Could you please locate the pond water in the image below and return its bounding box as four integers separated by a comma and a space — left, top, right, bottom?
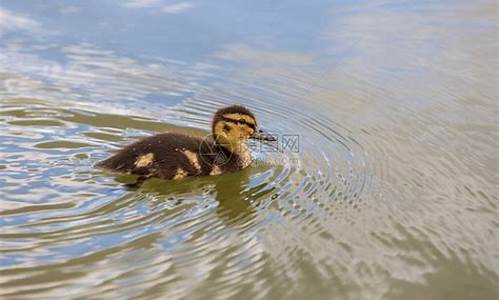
0, 1, 497, 299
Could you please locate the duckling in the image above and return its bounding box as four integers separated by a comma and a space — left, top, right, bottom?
96, 105, 276, 185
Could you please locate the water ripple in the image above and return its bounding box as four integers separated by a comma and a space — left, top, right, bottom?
0, 87, 373, 299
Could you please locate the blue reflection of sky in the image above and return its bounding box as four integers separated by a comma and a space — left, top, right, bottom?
2, 0, 331, 62
0, 0, 496, 116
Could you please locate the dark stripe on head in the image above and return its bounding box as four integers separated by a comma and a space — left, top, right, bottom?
220, 117, 256, 130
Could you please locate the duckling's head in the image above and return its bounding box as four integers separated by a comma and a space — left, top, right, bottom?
212, 105, 275, 153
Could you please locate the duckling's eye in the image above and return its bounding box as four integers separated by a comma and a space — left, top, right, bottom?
238, 119, 245, 125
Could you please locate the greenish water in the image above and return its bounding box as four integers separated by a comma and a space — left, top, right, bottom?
0, 1, 498, 299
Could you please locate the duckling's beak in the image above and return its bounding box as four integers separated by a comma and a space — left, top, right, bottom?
250, 128, 276, 141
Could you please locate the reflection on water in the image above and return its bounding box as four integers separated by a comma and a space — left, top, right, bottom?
0, 0, 497, 299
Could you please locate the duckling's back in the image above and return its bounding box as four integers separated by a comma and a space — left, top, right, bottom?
97, 133, 213, 180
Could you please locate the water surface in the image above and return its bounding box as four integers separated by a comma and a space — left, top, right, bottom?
0, 1, 498, 299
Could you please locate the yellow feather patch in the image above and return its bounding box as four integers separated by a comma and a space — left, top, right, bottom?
135, 153, 154, 168
173, 168, 188, 180
209, 165, 222, 176
183, 150, 201, 171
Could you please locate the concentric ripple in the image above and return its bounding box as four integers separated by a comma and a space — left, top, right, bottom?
0, 0, 497, 298
0, 91, 372, 299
